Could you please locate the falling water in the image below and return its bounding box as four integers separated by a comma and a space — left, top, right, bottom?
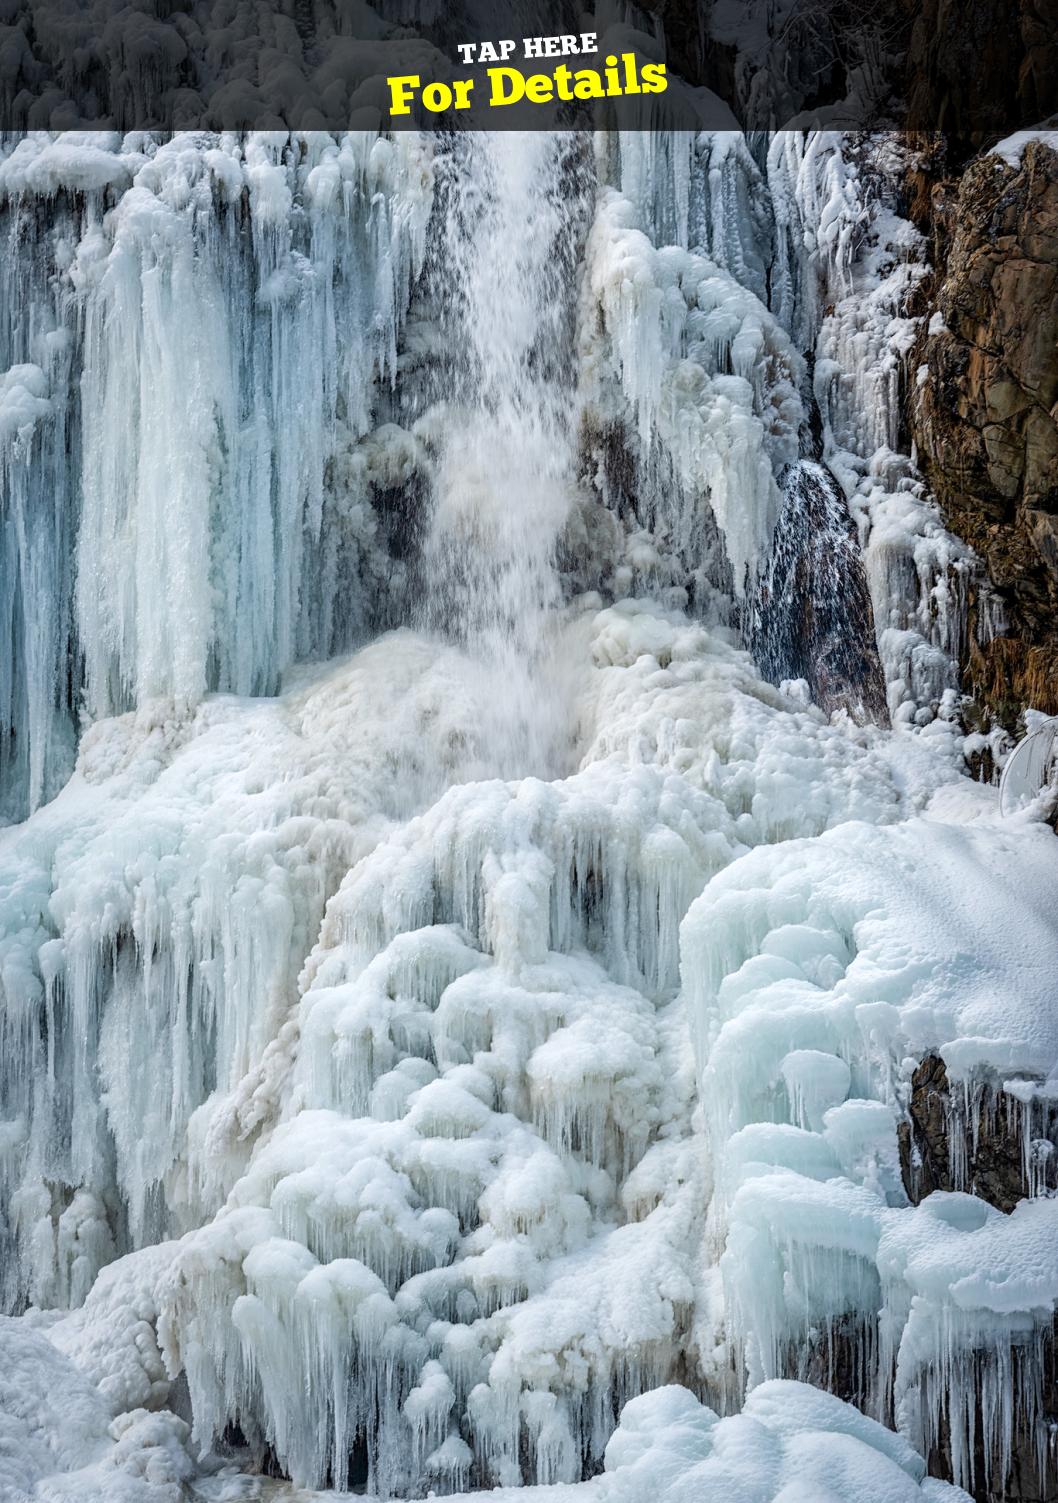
753, 460, 888, 723
419, 131, 592, 779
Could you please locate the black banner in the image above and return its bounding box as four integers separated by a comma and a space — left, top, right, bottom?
0, 1, 1054, 135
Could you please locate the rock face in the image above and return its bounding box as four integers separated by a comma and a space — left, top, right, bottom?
897, 1055, 1058, 1212
906, 1, 1058, 147
910, 138, 1058, 720
753, 461, 889, 724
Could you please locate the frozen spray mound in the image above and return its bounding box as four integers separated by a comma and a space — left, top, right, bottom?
599, 1381, 971, 1503
0, 627, 589, 1311
2, 599, 966, 1496
0, 1317, 201, 1503
0, 122, 1052, 1503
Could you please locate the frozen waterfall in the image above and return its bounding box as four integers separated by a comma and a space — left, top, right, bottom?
0, 126, 1054, 1503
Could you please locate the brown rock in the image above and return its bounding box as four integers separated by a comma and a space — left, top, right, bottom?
909, 139, 1058, 721
905, 1, 1058, 150
897, 1054, 1055, 1213
896, 1056, 1058, 1500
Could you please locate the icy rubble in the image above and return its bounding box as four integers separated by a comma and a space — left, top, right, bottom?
597, 1380, 971, 1503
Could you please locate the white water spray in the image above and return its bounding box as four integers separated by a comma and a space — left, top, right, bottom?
421, 132, 590, 779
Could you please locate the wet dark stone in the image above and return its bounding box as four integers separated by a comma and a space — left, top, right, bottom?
753, 460, 889, 724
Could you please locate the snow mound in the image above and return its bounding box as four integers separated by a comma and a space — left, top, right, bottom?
0, 1316, 209, 1503
686, 816, 1058, 1107
989, 131, 1058, 169
601, 1381, 971, 1503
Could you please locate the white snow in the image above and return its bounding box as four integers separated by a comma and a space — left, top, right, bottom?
684, 812, 1058, 1493
990, 130, 1058, 169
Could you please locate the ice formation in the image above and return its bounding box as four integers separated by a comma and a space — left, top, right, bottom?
0, 117, 1054, 1503
687, 818, 1058, 1487
0, 129, 433, 821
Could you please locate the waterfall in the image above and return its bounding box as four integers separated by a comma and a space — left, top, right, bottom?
0, 126, 1053, 1503
419, 131, 590, 779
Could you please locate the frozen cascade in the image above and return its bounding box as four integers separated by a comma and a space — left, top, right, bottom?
0, 199, 81, 824
765, 132, 978, 727
0, 124, 1052, 1503
0, 130, 433, 821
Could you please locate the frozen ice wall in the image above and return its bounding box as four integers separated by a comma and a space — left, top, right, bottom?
0, 130, 433, 821
0, 122, 1053, 1503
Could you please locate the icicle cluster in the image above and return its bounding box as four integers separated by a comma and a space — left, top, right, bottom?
150, 601, 964, 1495
766, 133, 977, 725
684, 815, 1058, 1497
0, 130, 432, 821
578, 166, 803, 609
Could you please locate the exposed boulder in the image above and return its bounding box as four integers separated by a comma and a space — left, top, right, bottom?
896, 1056, 1058, 1502
896, 1054, 1057, 1213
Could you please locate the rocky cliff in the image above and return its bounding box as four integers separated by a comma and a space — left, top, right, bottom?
909, 136, 1058, 723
